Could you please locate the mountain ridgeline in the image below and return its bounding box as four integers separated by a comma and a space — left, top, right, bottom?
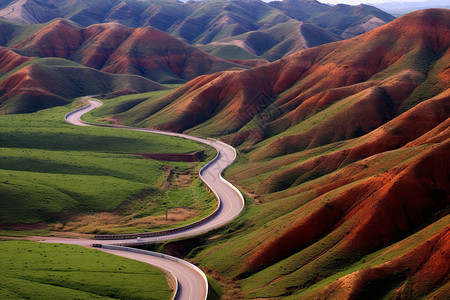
0, 0, 395, 60
0, 18, 244, 113
0, 0, 397, 113
103, 9, 450, 299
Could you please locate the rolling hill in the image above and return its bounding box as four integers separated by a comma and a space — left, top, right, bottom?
287, 1, 396, 38
202, 19, 341, 61
5, 19, 243, 84
0, 49, 165, 114
98, 9, 450, 298
0, 0, 395, 61
120, 9, 448, 140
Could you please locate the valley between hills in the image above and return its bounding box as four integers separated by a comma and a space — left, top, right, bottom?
0, 0, 449, 299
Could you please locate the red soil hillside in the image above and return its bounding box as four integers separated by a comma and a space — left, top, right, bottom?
11, 19, 243, 83
245, 92, 450, 268
306, 224, 450, 299
74, 23, 134, 69
190, 88, 450, 299
131, 9, 449, 299
0, 47, 32, 74
260, 88, 450, 194
14, 19, 84, 58
0, 63, 69, 113
119, 9, 449, 143
0, 55, 166, 114
99, 26, 242, 83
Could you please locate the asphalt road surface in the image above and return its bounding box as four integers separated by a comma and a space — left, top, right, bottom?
33, 98, 245, 300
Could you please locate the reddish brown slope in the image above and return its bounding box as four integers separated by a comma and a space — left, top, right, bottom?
0, 47, 32, 74
156, 10, 450, 299
244, 88, 450, 269
74, 22, 134, 69
100, 26, 241, 83
0, 64, 69, 112
14, 19, 84, 58
258, 88, 450, 193
192, 89, 450, 298
306, 225, 450, 299
0, 55, 165, 114
11, 20, 243, 83
124, 9, 449, 143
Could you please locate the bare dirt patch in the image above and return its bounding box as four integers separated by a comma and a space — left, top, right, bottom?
0, 222, 47, 230
138, 151, 205, 162
127, 207, 198, 227
101, 115, 122, 125
203, 267, 244, 300
172, 174, 192, 188
49, 208, 200, 234
49, 212, 122, 233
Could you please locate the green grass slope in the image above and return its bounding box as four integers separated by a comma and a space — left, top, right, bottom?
0, 102, 214, 233
0, 18, 64, 47
0, 240, 172, 299
197, 44, 262, 60
309, 3, 395, 37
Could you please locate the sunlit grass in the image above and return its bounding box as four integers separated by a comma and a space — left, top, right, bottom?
0, 102, 216, 231
0, 240, 172, 299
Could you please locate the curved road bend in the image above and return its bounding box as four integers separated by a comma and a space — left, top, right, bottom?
33, 98, 245, 300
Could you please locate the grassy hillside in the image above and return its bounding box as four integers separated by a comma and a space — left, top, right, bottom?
0, 18, 48, 47
197, 44, 262, 60
81, 89, 180, 124
182, 88, 450, 299
0, 101, 215, 234
0, 240, 172, 299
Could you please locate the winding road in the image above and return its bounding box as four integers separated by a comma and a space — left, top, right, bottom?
32, 98, 245, 300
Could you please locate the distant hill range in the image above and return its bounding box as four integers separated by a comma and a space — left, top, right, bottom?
0, 0, 395, 61
0, 0, 398, 113
0, 17, 249, 113
371, 0, 450, 16
0, 19, 243, 83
